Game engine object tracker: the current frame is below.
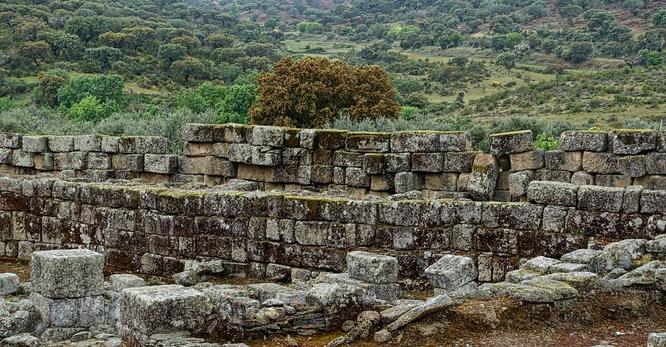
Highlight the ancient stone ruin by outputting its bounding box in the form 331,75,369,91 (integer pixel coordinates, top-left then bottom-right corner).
0,124,665,346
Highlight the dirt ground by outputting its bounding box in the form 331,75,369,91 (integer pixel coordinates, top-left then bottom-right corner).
3,259,664,347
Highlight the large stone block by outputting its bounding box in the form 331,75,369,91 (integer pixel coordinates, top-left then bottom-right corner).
609,129,657,154
11,150,34,168
0,272,19,296
251,146,281,166
617,155,646,177
86,152,111,170
527,181,578,206
30,292,106,328
31,249,104,298
22,136,48,153
384,153,411,173
510,150,544,171
119,285,214,344
641,190,666,213
227,143,253,164
391,132,440,152
144,154,178,174
577,185,624,212
73,135,103,152
571,171,594,185
582,152,617,174
467,153,498,201
544,150,582,171
118,136,168,154
346,251,399,284
412,153,444,172
559,131,607,152
394,172,421,193
648,332,666,347
111,154,143,172
182,123,214,142
443,151,477,172
425,255,477,291
346,132,391,152
439,132,472,152
48,136,75,152
646,153,666,175
508,171,534,198
489,130,532,156
0,133,21,148
252,126,285,147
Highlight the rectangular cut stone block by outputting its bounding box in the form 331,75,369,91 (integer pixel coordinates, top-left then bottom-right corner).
508,171,534,198
439,132,472,152
227,143,253,164
646,153,666,175
346,132,391,152
87,152,111,170
510,150,544,171
363,154,384,174
22,136,48,153
182,123,214,142
577,185,624,212
0,133,21,148
489,130,532,156
0,148,11,164
391,132,440,152
425,255,477,290
527,181,578,206
251,146,281,166
412,153,444,172
544,150,582,171
384,153,410,173
49,136,75,152
346,167,369,187
622,185,643,213
595,174,631,188
119,137,168,154
641,190,666,213
301,129,347,150
30,292,106,328
560,131,607,152
31,249,104,298
609,129,657,154
144,154,178,174
394,172,420,193
112,154,143,172
333,151,364,167
252,126,285,147
444,152,477,172
346,251,398,284
73,135,103,152
119,285,214,344
582,152,618,174
467,153,498,201
11,150,34,168
617,155,646,177
101,136,119,153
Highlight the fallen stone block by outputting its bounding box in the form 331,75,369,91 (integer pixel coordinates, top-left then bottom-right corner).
346,251,398,284
560,249,603,264
110,274,146,293
313,272,400,303
588,239,647,275
425,255,477,292
119,285,215,345
385,294,453,331
31,249,104,299
520,256,561,273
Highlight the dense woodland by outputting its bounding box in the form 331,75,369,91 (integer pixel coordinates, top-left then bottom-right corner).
0,0,664,151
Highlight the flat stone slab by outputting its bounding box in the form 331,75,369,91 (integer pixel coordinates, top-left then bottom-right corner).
31,249,104,299
536,272,599,289
425,255,477,291
479,279,578,303
385,294,453,331
119,285,214,343
520,256,561,273
346,251,398,284
548,262,589,273
313,272,400,303
505,268,543,283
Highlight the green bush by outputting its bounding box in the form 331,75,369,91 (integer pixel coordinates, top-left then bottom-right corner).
69,96,119,122
534,132,560,150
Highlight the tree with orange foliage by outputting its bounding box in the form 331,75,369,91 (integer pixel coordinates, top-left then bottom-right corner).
249,57,399,128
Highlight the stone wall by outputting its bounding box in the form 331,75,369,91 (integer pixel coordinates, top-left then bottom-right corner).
0,126,665,200
0,175,664,282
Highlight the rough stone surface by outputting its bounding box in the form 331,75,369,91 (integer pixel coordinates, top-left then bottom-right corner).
527,181,578,206
425,255,477,291
110,274,146,292
560,131,607,152
467,153,499,201
346,251,398,284
0,273,20,296
648,332,666,347
489,130,533,156
609,130,657,155
577,185,624,212
31,249,104,299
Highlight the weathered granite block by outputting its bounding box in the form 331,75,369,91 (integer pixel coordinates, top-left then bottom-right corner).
0,148,11,164
467,153,498,201
111,154,143,172
101,136,119,153
252,126,285,147
510,150,544,171
443,151,477,172
251,146,281,166
617,155,646,177
73,135,103,152
119,285,214,344
412,153,444,172
333,151,364,167
182,123,214,142
363,154,384,175
22,136,48,153
110,274,146,292
544,150,582,171
439,132,472,152
144,154,178,174
118,137,168,154
391,132,440,152
577,185,624,212
648,332,666,347
559,131,607,152
384,153,410,173
227,143,253,164
595,174,631,188
609,129,657,154
542,205,568,232
489,130,532,156
11,150,34,168
346,167,370,187
346,132,391,152
641,190,666,213
623,185,643,213
571,171,594,185
582,152,617,174
0,272,19,296
87,152,111,170
646,153,666,175
425,255,477,291
31,292,106,328
0,133,21,148
31,249,104,298
347,251,398,284
394,172,420,193
508,171,534,198
527,181,578,206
